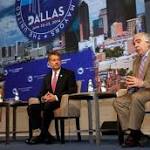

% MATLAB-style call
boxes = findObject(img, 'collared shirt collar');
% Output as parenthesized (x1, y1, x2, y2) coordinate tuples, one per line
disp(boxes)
(142, 49, 150, 57)
(52, 68, 61, 78)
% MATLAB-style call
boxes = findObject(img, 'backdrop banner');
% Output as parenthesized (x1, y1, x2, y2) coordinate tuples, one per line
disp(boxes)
(4, 48, 95, 101)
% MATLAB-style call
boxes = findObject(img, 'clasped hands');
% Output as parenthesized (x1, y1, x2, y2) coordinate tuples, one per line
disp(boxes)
(42, 92, 56, 102)
(125, 75, 144, 88)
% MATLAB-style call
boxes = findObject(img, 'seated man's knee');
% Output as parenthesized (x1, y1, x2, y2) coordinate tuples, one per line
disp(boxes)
(113, 97, 122, 109)
(28, 97, 40, 105)
(43, 103, 50, 113)
(131, 94, 144, 107)
(113, 99, 117, 109)
(27, 103, 41, 117)
(27, 97, 40, 115)
(113, 96, 129, 112)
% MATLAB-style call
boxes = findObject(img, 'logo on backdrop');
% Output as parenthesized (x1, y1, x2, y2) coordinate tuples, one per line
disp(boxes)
(15, 0, 79, 41)
(12, 88, 18, 95)
(4, 69, 8, 76)
(77, 67, 84, 75)
(28, 75, 33, 82)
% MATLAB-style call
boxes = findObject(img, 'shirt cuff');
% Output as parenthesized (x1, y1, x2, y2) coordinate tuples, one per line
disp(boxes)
(55, 95, 59, 101)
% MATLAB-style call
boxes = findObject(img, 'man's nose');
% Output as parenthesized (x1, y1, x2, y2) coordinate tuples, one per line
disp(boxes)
(55, 62, 59, 64)
(134, 43, 138, 48)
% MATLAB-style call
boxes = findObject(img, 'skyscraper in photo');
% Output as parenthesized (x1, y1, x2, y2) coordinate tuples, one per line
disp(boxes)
(99, 8, 108, 36)
(127, 18, 136, 35)
(29, 0, 41, 14)
(145, 0, 150, 33)
(136, 15, 146, 33)
(65, 1, 91, 51)
(106, 0, 136, 37)
(79, 1, 90, 40)
(65, 15, 80, 51)
(93, 18, 104, 36)
(111, 21, 123, 37)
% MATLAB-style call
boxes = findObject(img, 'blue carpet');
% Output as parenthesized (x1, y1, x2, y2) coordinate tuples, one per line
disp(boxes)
(0, 136, 150, 150)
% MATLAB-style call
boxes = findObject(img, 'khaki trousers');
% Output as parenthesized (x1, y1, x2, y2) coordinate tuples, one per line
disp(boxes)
(0, 109, 2, 122)
(113, 89, 150, 131)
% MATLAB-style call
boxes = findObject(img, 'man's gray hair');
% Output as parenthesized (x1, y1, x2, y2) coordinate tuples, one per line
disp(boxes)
(144, 33, 150, 48)
(142, 32, 150, 43)
(134, 32, 150, 47)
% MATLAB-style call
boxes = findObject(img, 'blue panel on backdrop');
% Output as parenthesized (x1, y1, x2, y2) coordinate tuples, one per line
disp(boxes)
(4, 48, 95, 101)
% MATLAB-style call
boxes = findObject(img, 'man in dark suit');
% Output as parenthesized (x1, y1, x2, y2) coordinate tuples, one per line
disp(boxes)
(113, 32, 150, 147)
(26, 51, 77, 144)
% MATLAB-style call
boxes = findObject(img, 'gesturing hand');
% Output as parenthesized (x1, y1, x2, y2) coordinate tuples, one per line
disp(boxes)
(126, 76, 144, 88)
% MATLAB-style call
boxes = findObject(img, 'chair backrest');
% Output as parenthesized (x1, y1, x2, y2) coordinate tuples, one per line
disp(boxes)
(54, 80, 82, 117)
(145, 101, 150, 113)
(0, 86, 4, 121)
(76, 80, 82, 93)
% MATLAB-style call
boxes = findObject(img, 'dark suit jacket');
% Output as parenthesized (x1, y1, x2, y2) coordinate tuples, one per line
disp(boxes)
(38, 67, 77, 103)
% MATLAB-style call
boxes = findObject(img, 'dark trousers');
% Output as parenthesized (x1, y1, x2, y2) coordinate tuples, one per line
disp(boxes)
(27, 101, 60, 137)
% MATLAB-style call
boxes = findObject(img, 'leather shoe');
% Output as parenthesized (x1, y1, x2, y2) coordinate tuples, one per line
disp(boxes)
(25, 135, 44, 144)
(25, 138, 38, 144)
(122, 135, 140, 147)
(139, 134, 150, 147)
(25, 138, 32, 144)
(44, 134, 57, 144)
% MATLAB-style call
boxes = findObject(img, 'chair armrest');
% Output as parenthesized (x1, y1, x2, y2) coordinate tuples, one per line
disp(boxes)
(54, 94, 69, 117)
(28, 97, 40, 105)
(145, 101, 150, 112)
(54, 93, 81, 117)
(0, 109, 2, 122)
(116, 89, 127, 97)
(60, 94, 69, 108)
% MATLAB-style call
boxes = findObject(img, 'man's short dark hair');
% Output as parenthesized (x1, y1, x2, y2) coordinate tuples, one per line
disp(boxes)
(48, 51, 61, 60)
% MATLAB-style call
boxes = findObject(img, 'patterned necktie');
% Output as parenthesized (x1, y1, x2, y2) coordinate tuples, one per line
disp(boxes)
(138, 55, 147, 79)
(51, 71, 57, 92)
